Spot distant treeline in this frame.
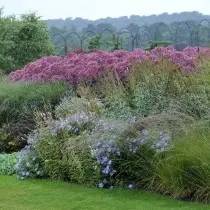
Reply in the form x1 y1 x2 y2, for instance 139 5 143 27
49 16 210 55
46 11 210 30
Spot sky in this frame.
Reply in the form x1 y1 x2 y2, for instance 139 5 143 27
1 0 209 20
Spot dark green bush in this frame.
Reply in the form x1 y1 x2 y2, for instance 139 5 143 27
0 81 67 153
0 81 67 125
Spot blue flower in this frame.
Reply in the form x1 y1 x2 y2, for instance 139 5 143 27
74 127 79 133
107 160 112 166
26 162 30 167
14 164 19 171
102 166 110 174
141 130 149 137
21 171 26 176
132 147 138 153
73 115 78 122
116 151 120 156
110 170 116 176
101 156 108 164
99 183 104 188
128 184 133 189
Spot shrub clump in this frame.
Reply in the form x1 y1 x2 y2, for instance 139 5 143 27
0 152 19 175
0 81 68 153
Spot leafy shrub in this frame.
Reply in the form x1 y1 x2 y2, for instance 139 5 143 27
35 111 98 181
0 12 54 74
145 40 172 51
0 81 67 125
55 96 102 119
154 126 210 203
92 71 132 118
14 145 45 180
0 152 19 175
92 121 171 189
62 134 100 186
0 81 67 152
0 129 26 153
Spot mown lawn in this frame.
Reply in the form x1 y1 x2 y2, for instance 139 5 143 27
0 175 209 210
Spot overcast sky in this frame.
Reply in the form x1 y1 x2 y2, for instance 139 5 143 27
1 0 209 20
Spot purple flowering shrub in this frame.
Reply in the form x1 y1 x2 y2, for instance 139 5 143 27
8 47 210 85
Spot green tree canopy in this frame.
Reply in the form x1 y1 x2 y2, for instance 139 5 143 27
0 11 54 74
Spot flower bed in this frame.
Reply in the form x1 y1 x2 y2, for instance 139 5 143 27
9 47 210 85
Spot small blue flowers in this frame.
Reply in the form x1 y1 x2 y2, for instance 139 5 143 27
128 184 133 189
102 166 110 174
141 130 150 137
99 183 104 188
26 162 30 167
14 145 45 180
110 170 116 176
107 160 112 165
101 156 108 164
21 171 26 176
153 132 170 153
74 127 79 133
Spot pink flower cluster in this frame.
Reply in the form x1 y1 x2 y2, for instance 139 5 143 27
9 47 210 85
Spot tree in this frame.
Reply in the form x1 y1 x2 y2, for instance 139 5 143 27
0 11 54 74
88 34 101 50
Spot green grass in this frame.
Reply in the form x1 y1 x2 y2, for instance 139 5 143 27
0 176 209 210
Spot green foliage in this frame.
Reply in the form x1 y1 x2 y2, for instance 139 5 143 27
112 34 122 51
0 11 54 74
35 107 99 183
154 126 210 203
145 40 172 51
0 81 67 153
63 135 100 186
36 128 71 180
15 147 46 179
126 59 210 120
55 96 102 119
90 71 133 118
0 81 67 125
88 35 101 50
0 129 26 153
0 152 18 175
